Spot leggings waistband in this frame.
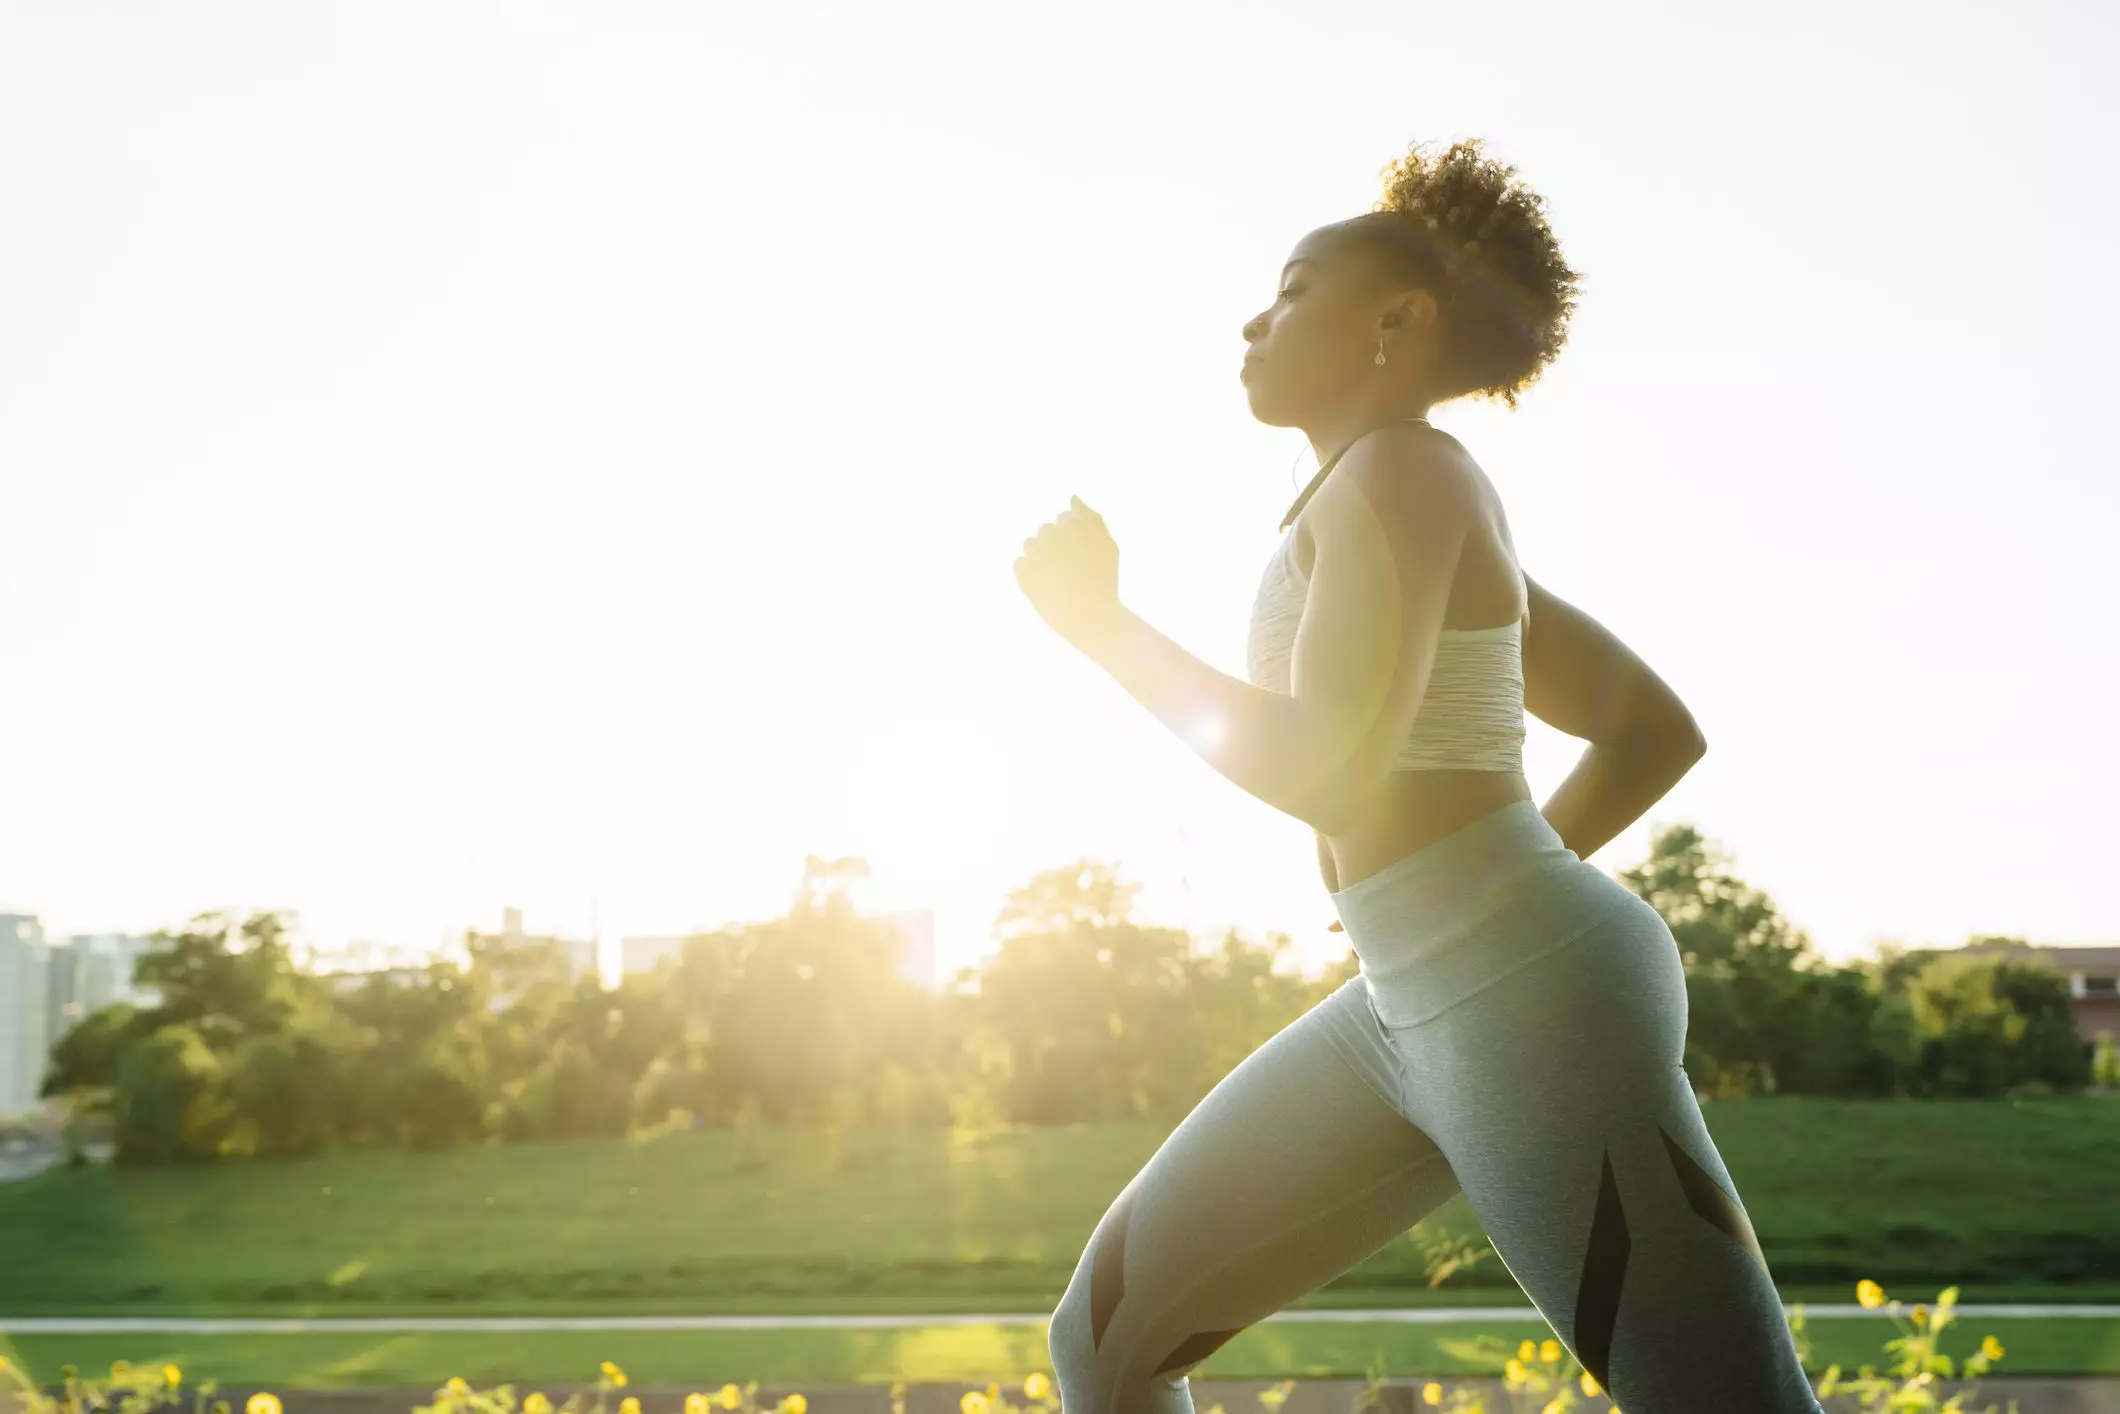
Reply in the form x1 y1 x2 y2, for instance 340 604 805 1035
1327 799 1638 1026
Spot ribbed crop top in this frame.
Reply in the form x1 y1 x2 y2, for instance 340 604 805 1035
1244 521 1528 773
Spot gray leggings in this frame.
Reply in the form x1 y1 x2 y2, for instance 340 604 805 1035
1047 801 1824 1413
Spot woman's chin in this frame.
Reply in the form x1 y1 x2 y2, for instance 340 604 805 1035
1243 390 1296 427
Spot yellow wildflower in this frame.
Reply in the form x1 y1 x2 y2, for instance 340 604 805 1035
246 1395 283 1414
1022 1374 1051 1401
786 1397 807 1414
1421 1383 1442 1406
1579 1371 1601 1395
526 1396 553 1414
1504 1357 1527 1385
1539 1339 1560 1364
1912 1304 1928 1328
111 1362 131 1379
689 1395 712 1414
445 1378 471 1398
961 1393 989 1414
720 1384 744 1410
166 1365 184 1387
1518 1339 1537 1363
1856 1279 1885 1309
621 1399 641 1414
1983 1335 2005 1361
602 1362 622 1380
1543 1402 1564 1414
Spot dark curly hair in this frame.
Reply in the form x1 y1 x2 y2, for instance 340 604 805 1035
1336 138 1581 408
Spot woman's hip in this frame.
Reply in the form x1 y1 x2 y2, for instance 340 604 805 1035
1328 799 1680 1030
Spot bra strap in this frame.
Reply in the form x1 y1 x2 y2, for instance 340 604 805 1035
1276 415 1434 531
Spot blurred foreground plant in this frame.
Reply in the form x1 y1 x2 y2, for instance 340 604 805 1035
1802 1280 2019 1413
0 1295 2023 1414
0 1357 224 1414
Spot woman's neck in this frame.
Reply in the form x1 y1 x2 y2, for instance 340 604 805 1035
1303 395 1435 470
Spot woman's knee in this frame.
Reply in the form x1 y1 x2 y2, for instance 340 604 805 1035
1046 1270 1090 1375
1047 1273 1134 1414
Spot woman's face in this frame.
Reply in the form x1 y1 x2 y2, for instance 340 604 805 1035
1239 225 1392 427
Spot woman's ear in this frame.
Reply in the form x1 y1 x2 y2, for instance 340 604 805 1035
1398 289 1440 331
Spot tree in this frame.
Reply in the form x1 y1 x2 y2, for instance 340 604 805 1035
498 1037 633 1140
113 1025 230 1164
1619 824 1817 1094
395 1030 490 1149
2092 1030 2118 1090
992 857 1144 940
225 1021 351 1157
975 859 1264 1122
134 910 309 1048
1904 951 2090 1097
40 1003 147 1109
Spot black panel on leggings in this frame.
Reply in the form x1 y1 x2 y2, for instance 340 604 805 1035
1153 1326 1246 1376
1660 1126 1769 1272
1572 1150 1632 1390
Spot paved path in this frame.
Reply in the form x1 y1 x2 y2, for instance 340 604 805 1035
6 1305 2117 1333
0 1147 63 1186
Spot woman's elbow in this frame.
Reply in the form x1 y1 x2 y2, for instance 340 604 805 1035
1662 711 1707 769
1615 701 1704 765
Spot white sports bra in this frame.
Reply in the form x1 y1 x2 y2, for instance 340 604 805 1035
1244 513 1527 774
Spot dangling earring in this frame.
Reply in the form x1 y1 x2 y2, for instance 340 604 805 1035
1374 335 1388 367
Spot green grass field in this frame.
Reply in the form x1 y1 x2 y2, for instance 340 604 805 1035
4 1098 2117 1315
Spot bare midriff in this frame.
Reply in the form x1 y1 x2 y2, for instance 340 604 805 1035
1292 494 1535 895
1317 769 1534 893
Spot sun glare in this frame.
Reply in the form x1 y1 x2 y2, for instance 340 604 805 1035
1188 715 1227 753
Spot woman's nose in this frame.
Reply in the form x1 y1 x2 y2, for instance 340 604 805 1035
1241 312 1266 343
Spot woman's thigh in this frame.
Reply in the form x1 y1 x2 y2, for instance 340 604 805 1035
1047 978 1462 1414
1390 896 1823 1412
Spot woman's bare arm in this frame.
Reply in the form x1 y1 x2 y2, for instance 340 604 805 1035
1523 575 1706 860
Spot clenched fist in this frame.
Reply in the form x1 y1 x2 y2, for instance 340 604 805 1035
1014 495 1124 654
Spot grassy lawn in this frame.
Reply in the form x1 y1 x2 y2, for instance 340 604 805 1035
3 1099 2116 1315
3 1317 2117 1389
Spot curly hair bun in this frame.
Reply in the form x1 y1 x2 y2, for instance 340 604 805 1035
1364 138 1581 408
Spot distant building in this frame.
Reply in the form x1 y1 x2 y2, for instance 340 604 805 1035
877 908 936 989
2037 945 2119 1046
1961 940 2120 1046
495 906 597 982
319 964 434 996
620 934 689 977
473 907 600 1009
46 933 162 1046
0 916 51 1118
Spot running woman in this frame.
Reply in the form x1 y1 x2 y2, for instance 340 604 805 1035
1013 138 1824 1413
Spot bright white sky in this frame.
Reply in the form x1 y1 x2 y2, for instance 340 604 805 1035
3 0 2115 985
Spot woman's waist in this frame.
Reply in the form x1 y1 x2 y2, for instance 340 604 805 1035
1327 798 1638 967
1324 772 1532 887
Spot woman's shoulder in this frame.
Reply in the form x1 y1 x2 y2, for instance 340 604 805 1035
1333 420 1483 521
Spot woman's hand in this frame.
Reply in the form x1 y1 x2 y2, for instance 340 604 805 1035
1014 495 1124 656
